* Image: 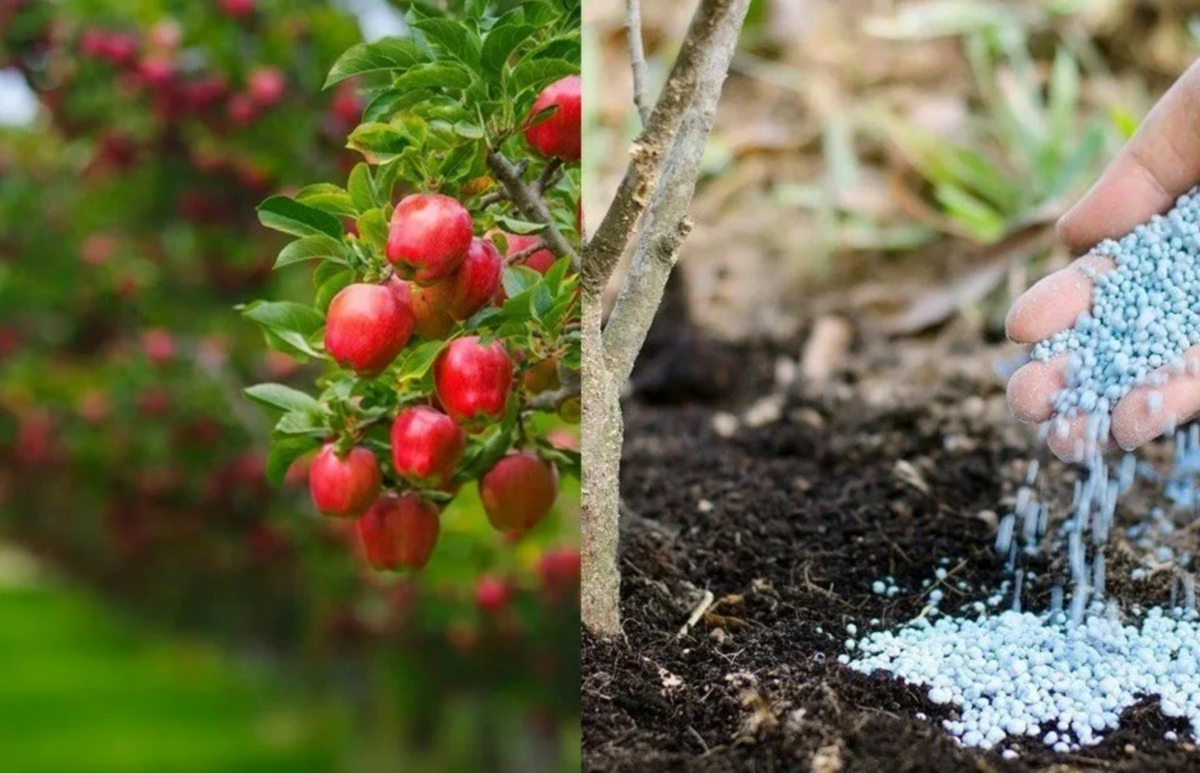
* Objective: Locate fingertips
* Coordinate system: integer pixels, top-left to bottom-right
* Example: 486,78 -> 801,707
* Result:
1005,254 -> 1115,344
1007,356 -> 1067,424
1112,346 -> 1200,450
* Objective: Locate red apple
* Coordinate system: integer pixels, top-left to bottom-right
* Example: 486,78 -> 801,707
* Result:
390,406 -> 465,489
409,278 -> 457,340
0,326 -> 18,358
138,55 -> 174,88
523,357 -> 560,394
433,336 -> 513,427
325,282 -> 414,377
80,30 -> 107,58
524,75 -> 581,161
479,452 -> 558,532
100,33 -> 138,68
142,328 -> 175,365
450,237 -> 503,317
247,66 -> 285,106
475,576 -> 510,612
227,93 -> 257,126
410,238 -> 502,339
504,232 -> 556,274
82,233 -> 117,265
356,493 -> 440,571
330,83 -> 360,125
386,193 -> 473,285
537,547 -> 581,600
309,443 -> 381,518
218,0 -> 255,19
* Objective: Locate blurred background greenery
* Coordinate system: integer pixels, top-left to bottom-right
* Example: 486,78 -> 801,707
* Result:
0,1 -> 579,771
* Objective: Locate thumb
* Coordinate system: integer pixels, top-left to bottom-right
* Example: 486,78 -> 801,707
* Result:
1057,58 -> 1200,255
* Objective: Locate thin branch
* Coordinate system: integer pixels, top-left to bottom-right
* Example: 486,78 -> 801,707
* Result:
478,190 -> 507,208
535,158 -> 564,197
626,0 -> 652,127
506,239 -> 547,265
526,364 -> 581,411
583,0 -> 745,295
601,0 -> 750,385
486,150 -> 580,272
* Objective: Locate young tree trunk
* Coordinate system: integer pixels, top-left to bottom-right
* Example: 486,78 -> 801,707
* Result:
581,290 -> 622,636
580,0 -> 752,636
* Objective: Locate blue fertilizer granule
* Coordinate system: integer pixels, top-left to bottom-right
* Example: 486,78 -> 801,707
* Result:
845,192 -> 1200,753
850,608 -> 1200,752
1032,187 -> 1200,420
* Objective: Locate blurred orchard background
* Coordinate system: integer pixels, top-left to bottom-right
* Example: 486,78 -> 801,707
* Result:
0,1 -> 578,772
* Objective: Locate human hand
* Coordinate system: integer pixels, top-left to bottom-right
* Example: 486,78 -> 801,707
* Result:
1006,61 -> 1200,461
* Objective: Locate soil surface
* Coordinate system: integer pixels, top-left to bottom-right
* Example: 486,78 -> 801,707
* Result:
582,325 -> 1200,772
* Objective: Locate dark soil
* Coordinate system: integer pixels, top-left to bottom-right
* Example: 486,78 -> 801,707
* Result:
582,328 -> 1200,772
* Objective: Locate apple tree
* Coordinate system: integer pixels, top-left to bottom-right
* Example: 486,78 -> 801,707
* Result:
241,0 -> 582,616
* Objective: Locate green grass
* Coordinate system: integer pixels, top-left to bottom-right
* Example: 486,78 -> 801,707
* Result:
0,581 -> 343,773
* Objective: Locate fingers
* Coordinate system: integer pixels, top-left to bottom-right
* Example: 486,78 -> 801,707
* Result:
1058,59 -> 1200,255
1007,355 -> 1067,424
1112,344 -> 1200,450
1005,253 -> 1115,344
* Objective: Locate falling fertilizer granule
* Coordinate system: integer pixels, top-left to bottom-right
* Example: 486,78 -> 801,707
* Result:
847,189 -> 1200,754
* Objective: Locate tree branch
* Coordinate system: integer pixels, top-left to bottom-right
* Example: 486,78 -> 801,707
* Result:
486,150 -> 580,273
583,0 -> 745,295
626,0 -> 651,127
506,238 -> 547,265
535,158 -> 564,197
601,0 -> 750,385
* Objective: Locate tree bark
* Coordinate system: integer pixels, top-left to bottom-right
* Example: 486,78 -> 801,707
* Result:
581,290 -> 622,635
580,0 -> 751,636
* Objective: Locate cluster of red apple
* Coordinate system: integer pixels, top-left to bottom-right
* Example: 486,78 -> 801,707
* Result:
303,75 -> 581,574
78,21 -> 286,131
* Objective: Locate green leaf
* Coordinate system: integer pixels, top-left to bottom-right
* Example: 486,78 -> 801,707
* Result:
506,58 -> 578,97
294,184 -> 358,218
348,163 -> 377,211
357,208 -> 390,249
276,410 -> 328,436
537,441 -> 580,480
257,196 -> 344,239
274,235 -> 347,269
439,142 -> 479,181
374,161 -> 401,204
243,301 -> 325,336
316,268 -> 356,311
502,265 -> 542,298
266,436 -> 322,486
394,63 -> 474,92
497,215 -> 547,234
411,18 -> 482,68
245,383 -> 323,414
347,122 -> 417,163
481,24 -> 535,75
396,339 -> 446,382
325,37 -> 425,88
452,121 -> 485,139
